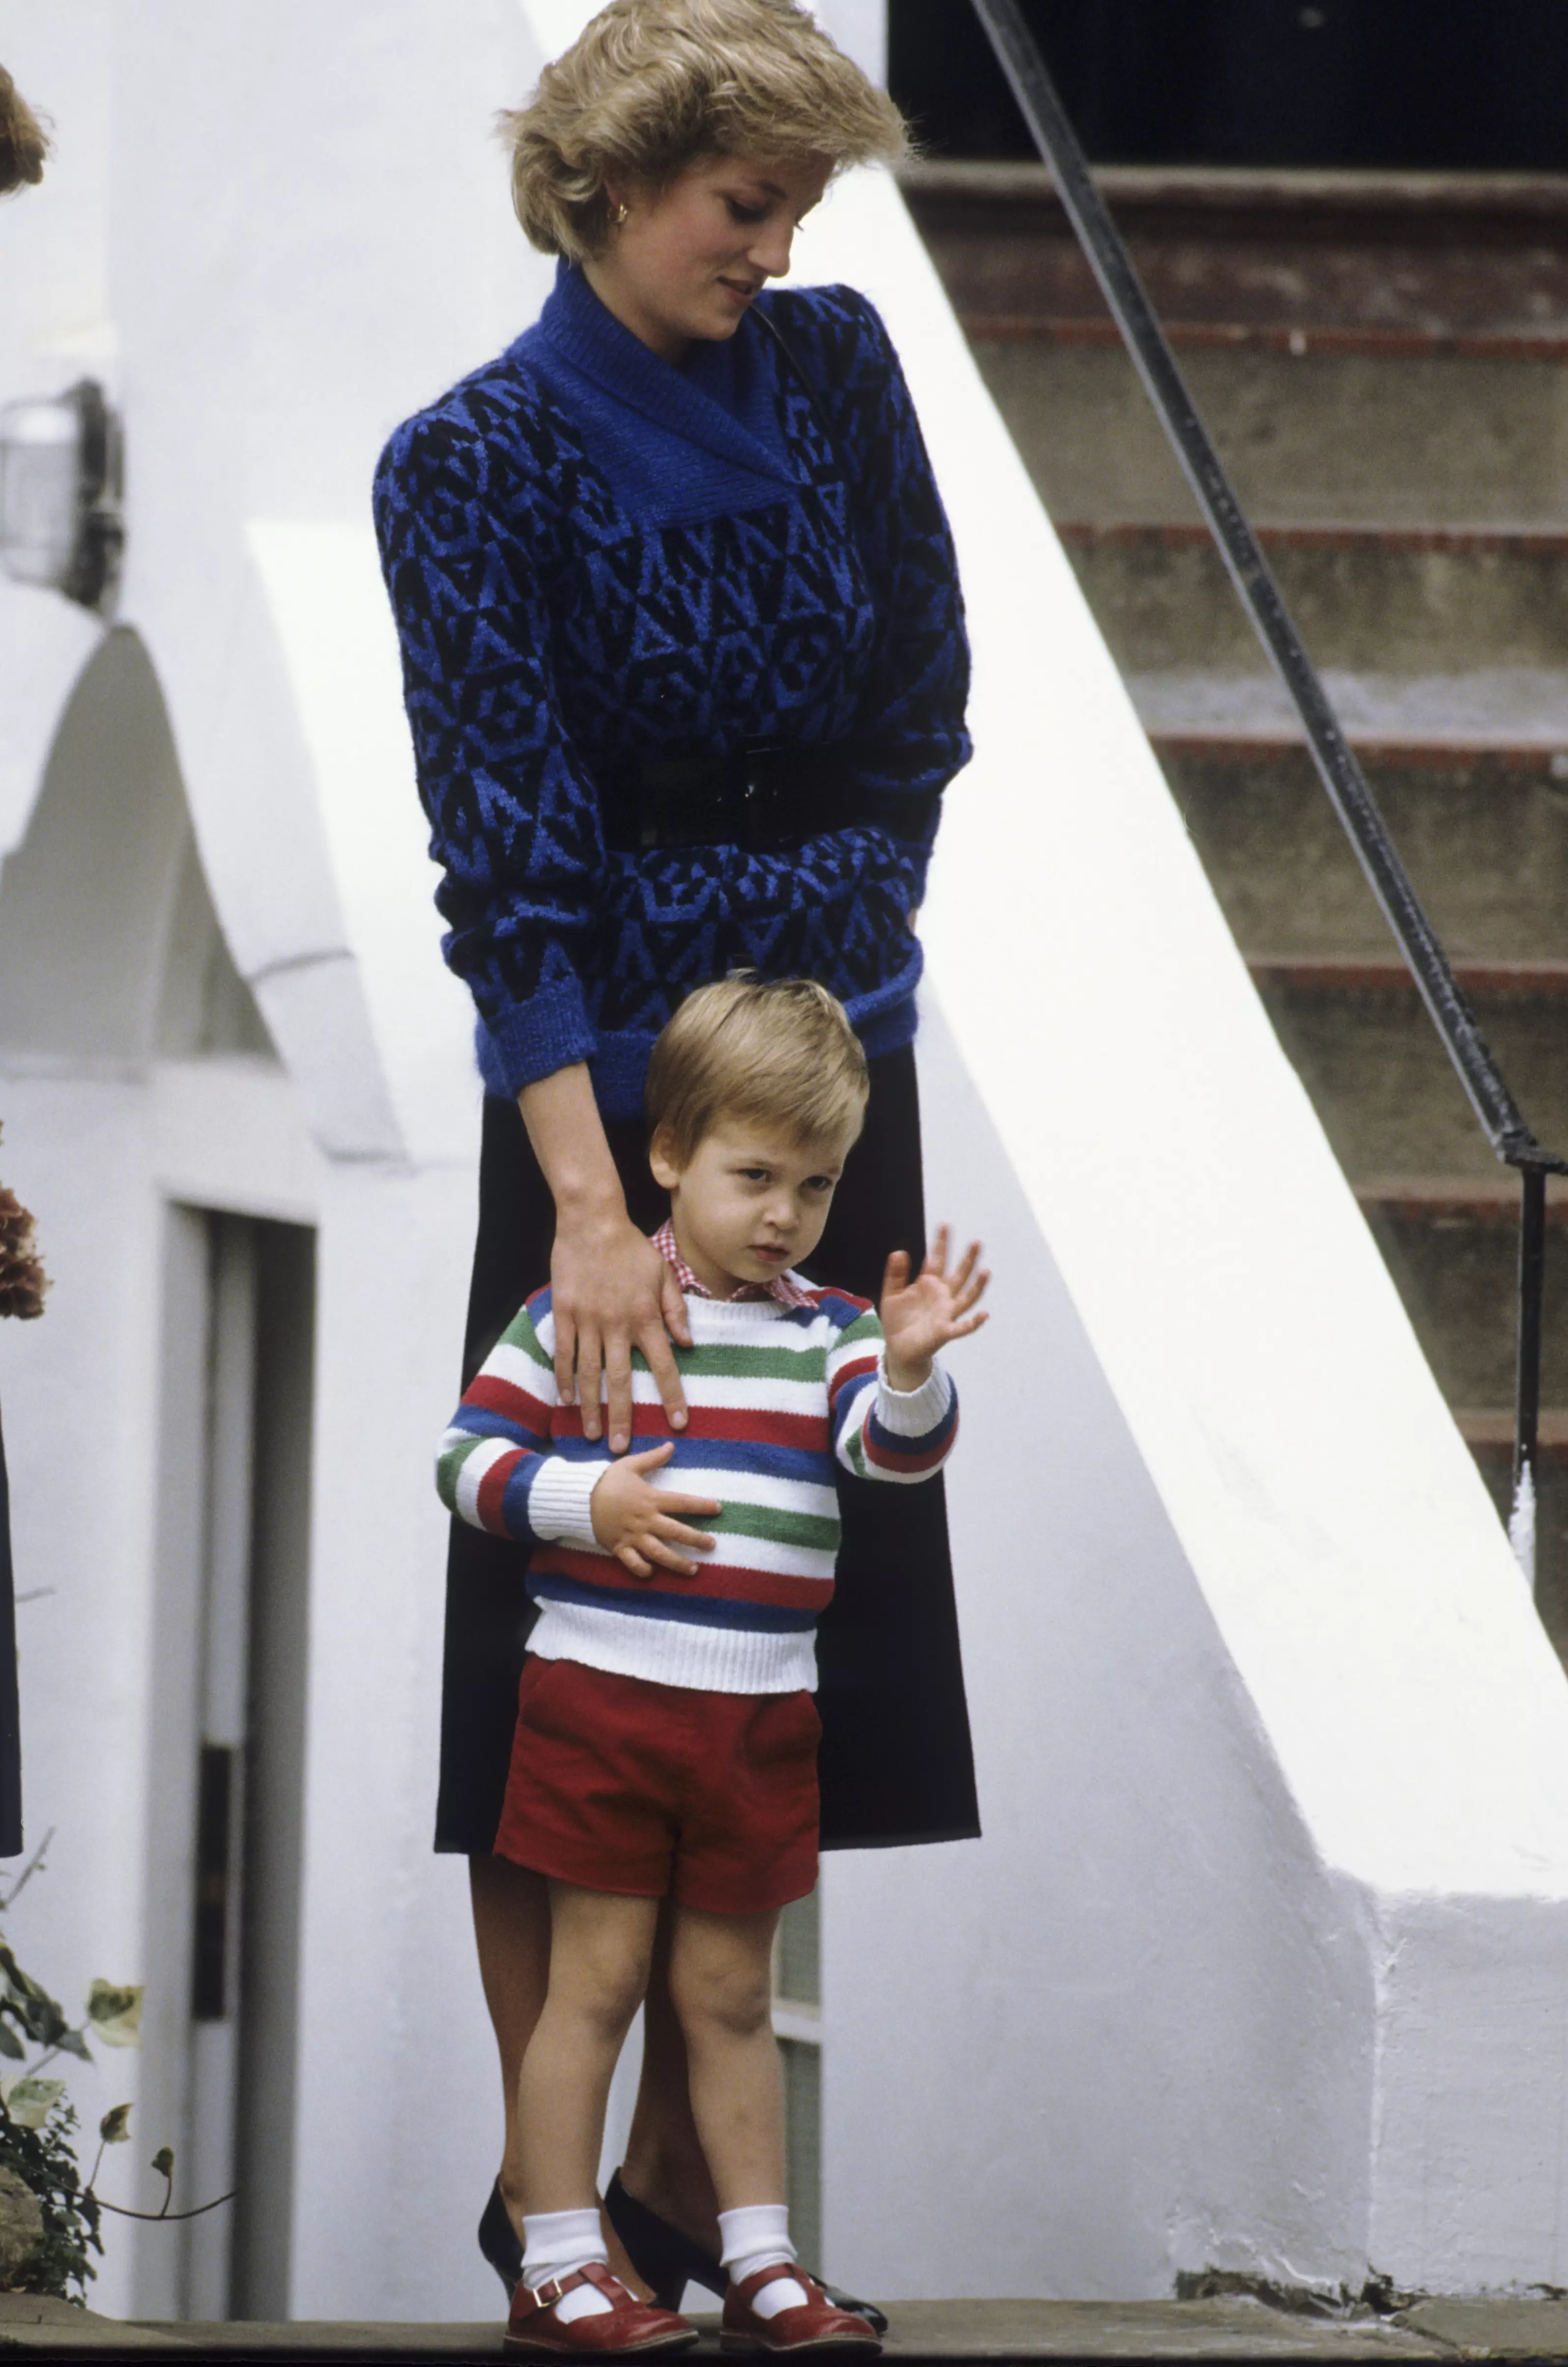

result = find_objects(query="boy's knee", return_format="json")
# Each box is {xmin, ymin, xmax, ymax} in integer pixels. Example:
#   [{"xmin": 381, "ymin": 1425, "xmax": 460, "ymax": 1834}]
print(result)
[{"xmin": 671, "ymin": 1939, "xmax": 774, "ymax": 2041}]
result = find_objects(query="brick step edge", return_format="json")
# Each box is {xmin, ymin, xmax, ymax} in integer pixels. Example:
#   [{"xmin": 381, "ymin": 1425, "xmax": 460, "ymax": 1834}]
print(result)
[
  {"xmin": 1355, "ymin": 1177, "xmax": 1568, "ymax": 1222},
  {"xmin": 1059, "ymin": 519, "xmax": 1568, "ymax": 555},
  {"xmin": 1459, "ymin": 1410, "xmax": 1568, "ymax": 1455},
  {"xmin": 1154, "ymin": 731, "xmax": 1568, "ymax": 768},
  {"xmin": 963, "ymin": 315, "xmax": 1568, "ymax": 362},
  {"xmin": 1249, "ymin": 954, "xmax": 1568, "ymax": 993}
]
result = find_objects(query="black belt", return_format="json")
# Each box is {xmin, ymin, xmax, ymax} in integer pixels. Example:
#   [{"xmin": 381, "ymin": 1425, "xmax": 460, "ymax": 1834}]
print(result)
[{"xmin": 599, "ymin": 746, "xmax": 859, "ymax": 855}]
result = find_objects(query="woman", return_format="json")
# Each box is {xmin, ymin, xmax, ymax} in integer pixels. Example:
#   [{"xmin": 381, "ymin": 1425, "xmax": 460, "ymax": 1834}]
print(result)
[{"xmin": 373, "ymin": 0, "xmax": 977, "ymax": 2314}]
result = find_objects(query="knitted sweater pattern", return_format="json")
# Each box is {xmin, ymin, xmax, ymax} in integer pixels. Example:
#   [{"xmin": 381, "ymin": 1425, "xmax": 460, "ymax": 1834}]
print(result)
[
  {"xmin": 372, "ymin": 265, "xmax": 971, "ymax": 1116},
  {"xmin": 437, "ymin": 1282, "xmax": 959, "ymax": 1694}
]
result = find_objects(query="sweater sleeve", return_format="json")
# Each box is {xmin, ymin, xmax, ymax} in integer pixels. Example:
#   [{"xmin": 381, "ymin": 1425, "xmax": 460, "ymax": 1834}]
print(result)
[
  {"xmin": 826, "ymin": 1304, "xmax": 960, "ymax": 1486},
  {"xmin": 373, "ymin": 401, "xmax": 604, "ymax": 1096},
  {"xmin": 436, "ymin": 1292, "xmax": 601, "ymax": 1549},
  {"xmin": 777, "ymin": 286, "xmax": 972, "ymax": 907}
]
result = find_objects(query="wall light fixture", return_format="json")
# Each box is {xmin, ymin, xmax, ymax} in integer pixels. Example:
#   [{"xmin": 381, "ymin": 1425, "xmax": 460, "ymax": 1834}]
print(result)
[{"xmin": 0, "ymin": 379, "xmax": 122, "ymax": 612}]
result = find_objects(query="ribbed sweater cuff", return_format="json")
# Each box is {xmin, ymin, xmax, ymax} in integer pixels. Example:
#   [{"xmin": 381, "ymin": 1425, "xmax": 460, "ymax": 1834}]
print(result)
[
  {"xmin": 475, "ymin": 984, "xmax": 598, "ymax": 1099},
  {"xmin": 875, "ymin": 1358, "xmax": 954, "ymax": 1436},
  {"xmin": 525, "ymin": 1458, "xmax": 601, "ymax": 1550}
]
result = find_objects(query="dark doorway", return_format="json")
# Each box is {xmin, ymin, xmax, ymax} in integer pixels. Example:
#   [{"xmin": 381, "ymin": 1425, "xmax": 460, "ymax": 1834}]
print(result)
[{"xmin": 889, "ymin": 0, "xmax": 1568, "ymax": 168}]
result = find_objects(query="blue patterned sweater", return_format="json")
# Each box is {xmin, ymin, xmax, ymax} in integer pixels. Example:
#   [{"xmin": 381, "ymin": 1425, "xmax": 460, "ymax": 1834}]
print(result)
[{"xmin": 372, "ymin": 262, "xmax": 971, "ymax": 1114}]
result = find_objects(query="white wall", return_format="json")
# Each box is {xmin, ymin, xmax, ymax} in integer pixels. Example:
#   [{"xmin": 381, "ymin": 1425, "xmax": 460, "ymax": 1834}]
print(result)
[{"xmin": 3, "ymin": 0, "xmax": 1568, "ymax": 2324}]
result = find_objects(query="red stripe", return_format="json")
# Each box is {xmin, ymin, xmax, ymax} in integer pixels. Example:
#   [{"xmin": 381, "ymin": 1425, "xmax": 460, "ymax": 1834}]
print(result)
[
  {"xmin": 476, "ymin": 1447, "xmax": 526, "ymax": 1531},
  {"xmin": 545, "ymin": 1402, "xmax": 829, "ymax": 1453},
  {"xmin": 538, "ymin": 1545, "xmax": 831, "ymax": 1611},
  {"xmin": 467, "ymin": 1373, "xmax": 552, "ymax": 1437},
  {"xmin": 864, "ymin": 1408, "xmax": 959, "ymax": 1475},
  {"xmin": 682, "ymin": 1404, "xmax": 828, "ymax": 1451},
  {"xmin": 828, "ymin": 1354, "xmax": 878, "ymax": 1408}
]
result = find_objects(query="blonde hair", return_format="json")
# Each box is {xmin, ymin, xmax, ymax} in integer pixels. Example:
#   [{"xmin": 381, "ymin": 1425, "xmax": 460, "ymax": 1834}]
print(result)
[
  {"xmin": 0, "ymin": 68, "xmax": 48, "ymax": 195},
  {"xmin": 500, "ymin": 0, "xmax": 909, "ymax": 262},
  {"xmin": 646, "ymin": 974, "xmax": 869, "ymax": 1164}
]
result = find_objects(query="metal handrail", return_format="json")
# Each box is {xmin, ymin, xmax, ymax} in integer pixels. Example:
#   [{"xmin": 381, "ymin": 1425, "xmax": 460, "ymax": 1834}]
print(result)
[{"xmin": 967, "ymin": 0, "xmax": 1568, "ymax": 1581}]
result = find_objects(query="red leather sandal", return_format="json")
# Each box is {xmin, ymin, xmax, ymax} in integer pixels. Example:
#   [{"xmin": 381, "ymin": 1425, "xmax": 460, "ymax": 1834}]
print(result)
[
  {"xmin": 504, "ymin": 2259, "xmax": 699, "ymax": 2356},
  {"xmin": 721, "ymin": 2263, "xmax": 884, "ymax": 2356}
]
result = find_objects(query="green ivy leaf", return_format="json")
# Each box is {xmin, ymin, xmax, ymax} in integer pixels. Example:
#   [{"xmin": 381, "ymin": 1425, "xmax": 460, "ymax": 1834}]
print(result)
[
  {"xmin": 2, "ymin": 2078, "xmax": 66, "ymax": 2132},
  {"xmin": 98, "ymin": 2104, "xmax": 131, "ymax": 2146},
  {"xmin": 150, "ymin": 2147, "xmax": 173, "ymax": 2183},
  {"xmin": 85, "ymin": 1983, "xmax": 142, "ymax": 2050},
  {"xmin": 54, "ymin": 2028, "xmax": 91, "ymax": 2062},
  {"xmin": 0, "ymin": 2021, "xmax": 24, "ymax": 2061}
]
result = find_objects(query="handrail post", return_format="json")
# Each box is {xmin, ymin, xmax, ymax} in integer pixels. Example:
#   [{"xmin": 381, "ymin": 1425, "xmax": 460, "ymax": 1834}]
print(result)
[{"xmin": 1513, "ymin": 1167, "xmax": 1548, "ymax": 1591}]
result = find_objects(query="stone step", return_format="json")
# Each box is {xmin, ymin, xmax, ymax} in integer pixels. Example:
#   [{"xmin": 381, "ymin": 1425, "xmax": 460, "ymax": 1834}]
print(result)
[
  {"xmin": 900, "ymin": 162, "xmax": 1568, "ymax": 350},
  {"xmin": 1129, "ymin": 668, "xmax": 1568, "ymax": 746},
  {"xmin": 1158, "ymin": 736, "xmax": 1568, "ymax": 962},
  {"xmin": 1059, "ymin": 521, "xmax": 1568, "ymax": 678},
  {"xmin": 1247, "ymin": 958, "xmax": 1568, "ymax": 1178},
  {"xmin": 1351, "ymin": 1178, "xmax": 1568, "ymax": 1406},
  {"xmin": 971, "ymin": 338, "xmax": 1568, "ymax": 529}
]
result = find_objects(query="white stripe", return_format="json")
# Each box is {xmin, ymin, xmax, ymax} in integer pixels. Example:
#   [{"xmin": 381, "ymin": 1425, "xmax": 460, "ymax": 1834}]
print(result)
[
  {"xmin": 454, "ymin": 1434, "xmax": 519, "ymax": 1526},
  {"xmin": 482, "ymin": 1338, "xmax": 553, "ymax": 1399},
  {"xmin": 528, "ymin": 1600, "xmax": 818, "ymax": 1695},
  {"xmin": 689, "ymin": 1538, "xmax": 839, "ymax": 1584}
]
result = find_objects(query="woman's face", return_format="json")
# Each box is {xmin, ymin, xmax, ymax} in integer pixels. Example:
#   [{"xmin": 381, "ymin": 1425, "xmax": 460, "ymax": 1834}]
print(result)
[{"xmin": 586, "ymin": 150, "xmax": 833, "ymax": 363}]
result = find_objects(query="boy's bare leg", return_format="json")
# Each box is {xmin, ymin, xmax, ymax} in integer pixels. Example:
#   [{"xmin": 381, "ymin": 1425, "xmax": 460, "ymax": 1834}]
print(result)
[
  {"xmin": 469, "ymin": 1856, "xmax": 550, "ymax": 2224},
  {"xmin": 620, "ymin": 1905, "xmax": 723, "ymax": 2248},
  {"xmin": 468, "ymin": 1855, "xmax": 652, "ymax": 2287},
  {"xmin": 518, "ymin": 1881, "xmax": 661, "ymax": 2213},
  {"xmin": 666, "ymin": 1903, "xmax": 785, "ymax": 2209}
]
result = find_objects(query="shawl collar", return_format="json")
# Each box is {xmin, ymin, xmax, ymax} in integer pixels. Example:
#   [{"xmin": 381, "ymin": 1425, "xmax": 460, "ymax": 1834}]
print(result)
[{"xmin": 524, "ymin": 261, "xmax": 796, "ymax": 490}]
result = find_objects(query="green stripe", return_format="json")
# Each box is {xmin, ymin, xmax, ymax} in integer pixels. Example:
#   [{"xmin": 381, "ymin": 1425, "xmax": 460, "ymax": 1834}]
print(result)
[
  {"xmin": 833, "ymin": 1311, "xmax": 882, "ymax": 1353},
  {"xmin": 436, "ymin": 1430, "xmax": 489, "ymax": 1510},
  {"xmin": 709, "ymin": 1501, "xmax": 840, "ymax": 1552},
  {"xmin": 631, "ymin": 1341, "xmax": 827, "ymax": 1383},
  {"xmin": 501, "ymin": 1313, "xmax": 551, "ymax": 1372},
  {"xmin": 842, "ymin": 1428, "xmax": 870, "ymax": 1480}
]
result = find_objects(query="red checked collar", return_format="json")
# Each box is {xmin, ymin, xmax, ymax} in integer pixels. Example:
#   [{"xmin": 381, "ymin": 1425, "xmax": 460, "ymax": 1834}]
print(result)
[{"xmin": 652, "ymin": 1218, "xmax": 814, "ymax": 1309}]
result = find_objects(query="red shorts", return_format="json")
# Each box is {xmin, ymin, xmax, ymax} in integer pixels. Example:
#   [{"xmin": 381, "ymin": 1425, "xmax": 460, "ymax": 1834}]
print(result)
[{"xmin": 494, "ymin": 1656, "xmax": 820, "ymax": 1914}]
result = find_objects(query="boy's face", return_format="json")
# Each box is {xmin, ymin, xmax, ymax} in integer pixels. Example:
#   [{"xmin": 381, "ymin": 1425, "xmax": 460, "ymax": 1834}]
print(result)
[{"xmin": 650, "ymin": 1116, "xmax": 855, "ymax": 1298}]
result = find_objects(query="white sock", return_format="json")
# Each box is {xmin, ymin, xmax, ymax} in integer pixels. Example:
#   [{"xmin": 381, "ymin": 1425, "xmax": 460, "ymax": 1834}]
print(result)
[
  {"xmin": 719, "ymin": 2202, "xmax": 808, "ymax": 2318},
  {"xmin": 522, "ymin": 2208, "xmax": 613, "ymax": 2323}
]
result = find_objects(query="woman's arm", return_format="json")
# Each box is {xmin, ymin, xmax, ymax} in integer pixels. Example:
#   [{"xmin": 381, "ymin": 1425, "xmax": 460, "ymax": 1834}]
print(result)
[
  {"xmin": 517, "ymin": 1064, "xmax": 690, "ymax": 1455},
  {"xmin": 373, "ymin": 399, "xmax": 602, "ymax": 1099}
]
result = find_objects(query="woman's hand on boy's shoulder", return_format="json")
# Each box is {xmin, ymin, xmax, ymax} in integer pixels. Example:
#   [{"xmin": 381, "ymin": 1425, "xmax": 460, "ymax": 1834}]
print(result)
[
  {"xmin": 879, "ymin": 1225, "xmax": 990, "ymax": 1394},
  {"xmin": 590, "ymin": 1440, "xmax": 721, "ymax": 1580}
]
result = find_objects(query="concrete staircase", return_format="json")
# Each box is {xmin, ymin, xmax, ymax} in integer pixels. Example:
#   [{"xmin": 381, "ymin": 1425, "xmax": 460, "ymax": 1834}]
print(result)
[{"xmin": 903, "ymin": 160, "xmax": 1568, "ymax": 1653}]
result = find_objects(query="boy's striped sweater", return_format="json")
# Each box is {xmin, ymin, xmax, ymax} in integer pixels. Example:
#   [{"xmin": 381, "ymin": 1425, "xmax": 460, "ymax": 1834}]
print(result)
[{"xmin": 438, "ymin": 1282, "xmax": 958, "ymax": 1695}]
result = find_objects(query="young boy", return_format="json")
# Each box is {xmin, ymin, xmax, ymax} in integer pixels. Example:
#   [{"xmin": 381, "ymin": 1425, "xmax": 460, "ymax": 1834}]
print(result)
[{"xmin": 439, "ymin": 978, "xmax": 987, "ymax": 2359}]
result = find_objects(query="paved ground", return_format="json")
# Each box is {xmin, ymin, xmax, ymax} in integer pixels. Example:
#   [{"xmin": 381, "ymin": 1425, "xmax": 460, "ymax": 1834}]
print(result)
[{"xmin": 7, "ymin": 2292, "xmax": 1568, "ymax": 2362}]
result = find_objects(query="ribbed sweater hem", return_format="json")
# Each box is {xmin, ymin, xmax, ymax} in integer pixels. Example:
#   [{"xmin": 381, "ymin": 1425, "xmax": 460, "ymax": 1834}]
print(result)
[{"xmin": 528, "ymin": 1600, "xmax": 818, "ymax": 1695}]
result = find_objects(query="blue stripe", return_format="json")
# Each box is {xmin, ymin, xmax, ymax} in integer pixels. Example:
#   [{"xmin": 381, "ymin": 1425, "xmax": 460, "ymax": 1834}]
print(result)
[
  {"xmin": 500, "ymin": 1463, "xmax": 545, "ymax": 1547},
  {"xmin": 451, "ymin": 1405, "xmax": 542, "ymax": 1448},
  {"xmin": 866, "ymin": 1402, "xmax": 958, "ymax": 1458},
  {"xmin": 830, "ymin": 1368, "xmax": 876, "ymax": 1444},
  {"xmin": 662, "ymin": 1437, "xmax": 833, "ymax": 1485},
  {"xmin": 528, "ymin": 1574, "xmax": 819, "ymax": 1633},
  {"xmin": 545, "ymin": 1434, "xmax": 835, "ymax": 1487}
]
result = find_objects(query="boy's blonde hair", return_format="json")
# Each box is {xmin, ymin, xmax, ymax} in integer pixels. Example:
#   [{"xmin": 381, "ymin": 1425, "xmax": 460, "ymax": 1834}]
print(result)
[
  {"xmin": 499, "ymin": 0, "xmax": 909, "ymax": 263},
  {"xmin": 646, "ymin": 974, "xmax": 869, "ymax": 1164}
]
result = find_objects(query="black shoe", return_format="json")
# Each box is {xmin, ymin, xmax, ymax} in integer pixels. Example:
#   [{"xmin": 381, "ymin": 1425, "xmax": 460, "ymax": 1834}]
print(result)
[
  {"xmin": 480, "ymin": 2179, "xmax": 524, "ymax": 2299},
  {"xmin": 603, "ymin": 2167, "xmax": 889, "ymax": 2336}
]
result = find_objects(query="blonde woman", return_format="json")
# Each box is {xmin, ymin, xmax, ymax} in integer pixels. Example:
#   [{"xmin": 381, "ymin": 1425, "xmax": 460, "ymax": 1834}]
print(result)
[{"xmin": 374, "ymin": 0, "xmax": 977, "ymax": 2328}]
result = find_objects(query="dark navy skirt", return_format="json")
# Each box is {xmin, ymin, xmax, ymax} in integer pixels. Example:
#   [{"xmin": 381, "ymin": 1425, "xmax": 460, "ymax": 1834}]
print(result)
[{"xmin": 434, "ymin": 1046, "xmax": 980, "ymax": 1856}]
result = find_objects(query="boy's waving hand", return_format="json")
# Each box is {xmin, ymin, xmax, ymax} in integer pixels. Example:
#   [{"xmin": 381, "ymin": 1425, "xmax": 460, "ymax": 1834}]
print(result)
[{"xmin": 879, "ymin": 1225, "xmax": 990, "ymax": 1393}]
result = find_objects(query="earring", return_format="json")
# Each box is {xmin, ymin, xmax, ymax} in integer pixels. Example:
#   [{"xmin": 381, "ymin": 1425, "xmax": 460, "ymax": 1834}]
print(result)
[{"xmin": 614, "ymin": 201, "xmax": 629, "ymax": 225}]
